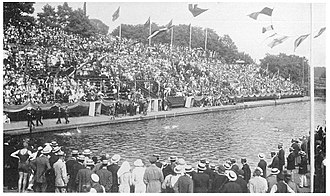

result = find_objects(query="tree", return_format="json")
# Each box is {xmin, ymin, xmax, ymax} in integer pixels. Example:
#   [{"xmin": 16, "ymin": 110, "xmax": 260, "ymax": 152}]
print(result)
[
  {"xmin": 57, "ymin": 2, "xmax": 72, "ymax": 27},
  {"xmin": 37, "ymin": 4, "xmax": 58, "ymax": 27},
  {"xmin": 65, "ymin": 8, "xmax": 96, "ymax": 37},
  {"xmin": 259, "ymin": 53, "xmax": 309, "ymax": 85},
  {"xmin": 3, "ymin": 2, "xmax": 35, "ymax": 30},
  {"xmin": 90, "ymin": 19, "xmax": 109, "ymax": 35}
]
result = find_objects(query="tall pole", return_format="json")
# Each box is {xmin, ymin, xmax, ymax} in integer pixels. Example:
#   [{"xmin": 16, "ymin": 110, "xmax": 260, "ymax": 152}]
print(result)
[
  {"xmin": 119, "ymin": 24, "xmax": 122, "ymax": 40},
  {"xmin": 170, "ymin": 27, "xmax": 174, "ymax": 52},
  {"xmin": 309, "ymin": 3, "xmax": 315, "ymax": 193},
  {"xmin": 149, "ymin": 18, "xmax": 152, "ymax": 46},
  {"xmin": 302, "ymin": 59, "xmax": 304, "ymax": 86},
  {"xmin": 204, "ymin": 28, "xmax": 208, "ymax": 51},
  {"xmin": 189, "ymin": 24, "xmax": 192, "ymax": 51}
]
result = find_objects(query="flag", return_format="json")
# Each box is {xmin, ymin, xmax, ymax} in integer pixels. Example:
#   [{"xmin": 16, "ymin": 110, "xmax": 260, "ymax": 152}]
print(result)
[
  {"xmin": 188, "ymin": 4, "xmax": 208, "ymax": 17},
  {"xmin": 248, "ymin": 7, "xmax": 273, "ymax": 20},
  {"xmin": 268, "ymin": 36, "xmax": 289, "ymax": 48},
  {"xmin": 262, "ymin": 25, "xmax": 274, "ymax": 33},
  {"xmin": 166, "ymin": 19, "xmax": 173, "ymax": 29},
  {"xmin": 248, "ymin": 12, "xmax": 260, "ymax": 20},
  {"xmin": 112, "ymin": 7, "xmax": 120, "ymax": 21},
  {"xmin": 260, "ymin": 7, "xmax": 273, "ymax": 16},
  {"xmin": 294, "ymin": 34, "xmax": 310, "ymax": 51},
  {"xmin": 147, "ymin": 28, "xmax": 168, "ymax": 40},
  {"xmin": 144, "ymin": 17, "xmax": 150, "ymax": 28},
  {"xmin": 314, "ymin": 27, "xmax": 326, "ymax": 38}
]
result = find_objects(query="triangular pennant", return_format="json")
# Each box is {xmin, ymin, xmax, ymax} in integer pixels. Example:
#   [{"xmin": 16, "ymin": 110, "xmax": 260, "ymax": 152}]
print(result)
[
  {"xmin": 294, "ymin": 34, "xmax": 310, "ymax": 52},
  {"xmin": 262, "ymin": 25, "xmax": 274, "ymax": 33},
  {"xmin": 188, "ymin": 4, "xmax": 208, "ymax": 17},
  {"xmin": 268, "ymin": 36, "xmax": 289, "ymax": 48},
  {"xmin": 144, "ymin": 17, "xmax": 150, "ymax": 28},
  {"xmin": 259, "ymin": 7, "xmax": 273, "ymax": 16},
  {"xmin": 314, "ymin": 27, "xmax": 326, "ymax": 38},
  {"xmin": 112, "ymin": 7, "xmax": 120, "ymax": 21},
  {"xmin": 248, "ymin": 12, "xmax": 260, "ymax": 20}
]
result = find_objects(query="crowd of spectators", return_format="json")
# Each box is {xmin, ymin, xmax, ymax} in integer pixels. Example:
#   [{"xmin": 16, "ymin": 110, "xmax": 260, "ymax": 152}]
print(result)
[
  {"xmin": 3, "ymin": 24, "xmax": 302, "ymax": 106},
  {"xmin": 4, "ymin": 126, "xmax": 320, "ymax": 193}
]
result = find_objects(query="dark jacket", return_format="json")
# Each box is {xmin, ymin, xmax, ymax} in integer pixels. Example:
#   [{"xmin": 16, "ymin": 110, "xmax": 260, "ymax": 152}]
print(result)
[
  {"xmin": 192, "ymin": 172, "xmax": 211, "ymax": 193},
  {"xmin": 75, "ymin": 168, "xmax": 94, "ymax": 192},
  {"xmin": 236, "ymin": 175, "xmax": 249, "ymax": 193},
  {"xmin": 220, "ymin": 181, "xmax": 242, "ymax": 193},
  {"xmin": 286, "ymin": 152, "xmax": 296, "ymax": 170},
  {"xmin": 269, "ymin": 156, "xmax": 280, "ymax": 170},
  {"xmin": 298, "ymin": 156, "xmax": 308, "ymax": 174},
  {"xmin": 30, "ymin": 155, "xmax": 51, "ymax": 183},
  {"xmin": 258, "ymin": 160, "xmax": 267, "ymax": 178},
  {"xmin": 67, "ymin": 161, "xmax": 84, "ymax": 192},
  {"xmin": 242, "ymin": 163, "xmax": 251, "ymax": 183},
  {"xmin": 278, "ymin": 148, "xmax": 285, "ymax": 167},
  {"xmin": 174, "ymin": 175, "xmax": 193, "ymax": 193},
  {"xmin": 212, "ymin": 173, "xmax": 227, "ymax": 193},
  {"xmin": 96, "ymin": 168, "xmax": 113, "ymax": 192},
  {"xmin": 107, "ymin": 163, "xmax": 120, "ymax": 192}
]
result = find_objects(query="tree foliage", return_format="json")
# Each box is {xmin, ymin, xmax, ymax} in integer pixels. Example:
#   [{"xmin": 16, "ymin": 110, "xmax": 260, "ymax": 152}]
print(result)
[
  {"xmin": 111, "ymin": 23, "xmax": 252, "ymax": 64},
  {"xmin": 259, "ymin": 53, "xmax": 309, "ymax": 85},
  {"xmin": 90, "ymin": 19, "xmax": 109, "ymax": 35},
  {"xmin": 3, "ymin": 2, "xmax": 35, "ymax": 29}
]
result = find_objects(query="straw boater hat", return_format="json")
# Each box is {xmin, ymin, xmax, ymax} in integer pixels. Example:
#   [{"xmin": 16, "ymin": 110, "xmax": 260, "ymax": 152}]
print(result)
[
  {"xmin": 223, "ymin": 163, "xmax": 232, "ymax": 170},
  {"xmin": 56, "ymin": 151, "xmax": 65, "ymax": 156},
  {"xmin": 134, "ymin": 159, "xmax": 144, "ymax": 167},
  {"xmin": 169, "ymin": 156, "xmax": 177, "ymax": 162},
  {"xmin": 185, "ymin": 165, "xmax": 194, "ymax": 173},
  {"xmin": 255, "ymin": 167, "xmax": 263, "ymax": 175},
  {"xmin": 52, "ymin": 146, "xmax": 61, "ymax": 153},
  {"xmin": 225, "ymin": 170, "xmax": 237, "ymax": 181},
  {"xmin": 102, "ymin": 159, "xmax": 109, "ymax": 165},
  {"xmin": 41, "ymin": 145, "xmax": 52, "ymax": 154},
  {"xmin": 174, "ymin": 165, "xmax": 184, "ymax": 174},
  {"xmin": 177, "ymin": 158, "xmax": 186, "ymax": 165},
  {"xmin": 270, "ymin": 168, "xmax": 280, "ymax": 175},
  {"xmin": 51, "ymin": 141, "xmax": 58, "ymax": 147},
  {"xmin": 111, "ymin": 154, "xmax": 121, "ymax": 163},
  {"xmin": 200, "ymin": 158, "xmax": 207, "ymax": 164},
  {"xmin": 77, "ymin": 155, "xmax": 85, "ymax": 161},
  {"xmin": 299, "ymin": 151, "xmax": 307, "ymax": 156},
  {"xmin": 82, "ymin": 149, "xmax": 92, "ymax": 156},
  {"xmin": 197, "ymin": 163, "xmax": 206, "ymax": 171},
  {"xmin": 91, "ymin": 174, "xmax": 99, "ymax": 183},
  {"xmin": 71, "ymin": 150, "xmax": 79, "ymax": 156},
  {"xmin": 86, "ymin": 159, "xmax": 95, "ymax": 166},
  {"xmin": 258, "ymin": 153, "xmax": 265, "ymax": 159}
]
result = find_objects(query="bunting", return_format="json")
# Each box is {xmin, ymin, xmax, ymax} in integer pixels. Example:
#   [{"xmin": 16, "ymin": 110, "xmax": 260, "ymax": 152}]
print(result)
[
  {"xmin": 144, "ymin": 17, "xmax": 150, "ymax": 28},
  {"xmin": 188, "ymin": 4, "xmax": 208, "ymax": 17},
  {"xmin": 248, "ymin": 7, "xmax": 273, "ymax": 20},
  {"xmin": 267, "ymin": 35, "xmax": 289, "ymax": 48},
  {"xmin": 314, "ymin": 27, "xmax": 326, "ymax": 38},
  {"xmin": 262, "ymin": 25, "xmax": 274, "ymax": 33},
  {"xmin": 294, "ymin": 34, "xmax": 309, "ymax": 51},
  {"xmin": 112, "ymin": 7, "xmax": 120, "ymax": 21},
  {"xmin": 147, "ymin": 20, "xmax": 173, "ymax": 40}
]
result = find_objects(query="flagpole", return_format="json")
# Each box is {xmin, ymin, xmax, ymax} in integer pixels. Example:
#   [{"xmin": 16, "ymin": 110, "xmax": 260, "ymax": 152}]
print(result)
[
  {"xmin": 309, "ymin": 3, "xmax": 315, "ymax": 193},
  {"xmin": 171, "ymin": 27, "xmax": 174, "ymax": 52},
  {"xmin": 119, "ymin": 24, "xmax": 122, "ymax": 40},
  {"xmin": 204, "ymin": 28, "xmax": 208, "ymax": 51},
  {"xmin": 149, "ymin": 18, "xmax": 151, "ymax": 46},
  {"xmin": 189, "ymin": 24, "xmax": 192, "ymax": 51}
]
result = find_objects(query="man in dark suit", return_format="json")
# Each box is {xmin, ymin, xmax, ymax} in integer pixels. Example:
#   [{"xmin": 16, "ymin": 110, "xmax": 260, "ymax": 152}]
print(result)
[
  {"xmin": 153, "ymin": 154, "xmax": 163, "ymax": 169},
  {"xmin": 192, "ymin": 163, "xmax": 211, "ymax": 193},
  {"xmin": 30, "ymin": 145, "xmax": 52, "ymax": 192},
  {"xmin": 235, "ymin": 169, "xmax": 249, "ymax": 193},
  {"xmin": 65, "ymin": 150, "xmax": 79, "ymax": 192},
  {"xmin": 257, "ymin": 153, "xmax": 267, "ymax": 178},
  {"xmin": 68, "ymin": 155, "xmax": 85, "ymax": 192},
  {"xmin": 64, "ymin": 106, "xmax": 70, "ymax": 124},
  {"xmin": 278, "ymin": 143, "xmax": 285, "ymax": 172},
  {"xmin": 212, "ymin": 165, "xmax": 227, "ymax": 192},
  {"xmin": 96, "ymin": 159, "xmax": 113, "ymax": 192},
  {"xmin": 241, "ymin": 158, "xmax": 251, "ymax": 183},
  {"xmin": 27, "ymin": 108, "xmax": 35, "ymax": 127},
  {"xmin": 268, "ymin": 151, "xmax": 280, "ymax": 170},
  {"xmin": 76, "ymin": 159, "xmax": 94, "ymax": 192},
  {"xmin": 107, "ymin": 154, "xmax": 120, "ymax": 192},
  {"xmin": 174, "ymin": 165, "xmax": 194, "ymax": 193},
  {"xmin": 56, "ymin": 106, "xmax": 62, "ymax": 124},
  {"xmin": 35, "ymin": 106, "xmax": 43, "ymax": 126}
]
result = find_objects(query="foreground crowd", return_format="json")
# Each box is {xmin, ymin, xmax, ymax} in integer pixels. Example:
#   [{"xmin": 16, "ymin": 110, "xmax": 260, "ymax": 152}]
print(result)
[{"xmin": 4, "ymin": 126, "xmax": 325, "ymax": 193}]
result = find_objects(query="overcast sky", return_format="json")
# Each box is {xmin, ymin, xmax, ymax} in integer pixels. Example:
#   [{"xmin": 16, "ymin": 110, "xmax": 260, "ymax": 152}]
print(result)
[{"xmin": 33, "ymin": 1, "xmax": 327, "ymax": 67}]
